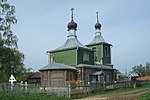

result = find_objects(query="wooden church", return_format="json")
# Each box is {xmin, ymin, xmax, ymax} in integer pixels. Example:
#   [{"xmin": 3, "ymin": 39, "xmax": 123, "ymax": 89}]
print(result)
[{"xmin": 39, "ymin": 9, "xmax": 116, "ymax": 86}]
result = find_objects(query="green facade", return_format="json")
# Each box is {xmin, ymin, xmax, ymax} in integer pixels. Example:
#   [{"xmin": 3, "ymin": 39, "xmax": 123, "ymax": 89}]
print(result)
[
  {"xmin": 77, "ymin": 48, "xmax": 94, "ymax": 65},
  {"xmin": 50, "ymin": 49, "xmax": 76, "ymax": 66},
  {"xmin": 49, "ymin": 47, "xmax": 94, "ymax": 66},
  {"xmin": 103, "ymin": 44, "xmax": 111, "ymax": 64},
  {"xmin": 87, "ymin": 43, "xmax": 111, "ymax": 65}
]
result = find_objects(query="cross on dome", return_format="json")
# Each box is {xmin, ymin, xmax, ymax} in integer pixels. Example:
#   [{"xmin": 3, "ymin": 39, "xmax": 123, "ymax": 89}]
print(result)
[
  {"xmin": 67, "ymin": 8, "xmax": 77, "ymax": 31},
  {"xmin": 95, "ymin": 12, "xmax": 102, "ymax": 29},
  {"xmin": 71, "ymin": 8, "xmax": 74, "ymax": 21},
  {"xmin": 96, "ymin": 12, "xmax": 99, "ymax": 23}
]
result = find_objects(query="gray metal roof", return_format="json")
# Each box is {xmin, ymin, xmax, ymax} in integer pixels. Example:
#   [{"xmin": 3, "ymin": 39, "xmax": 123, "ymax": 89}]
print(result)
[
  {"xmin": 55, "ymin": 37, "xmax": 88, "ymax": 51},
  {"xmin": 92, "ymin": 71, "xmax": 105, "ymax": 75},
  {"xmin": 128, "ymin": 72, "xmax": 139, "ymax": 77},
  {"xmin": 39, "ymin": 63, "xmax": 77, "ymax": 71},
  {"xmin": 88, "ymin": 33, "xmax": 106, "ymax": 46},
  {"xmin": 76, "ymin": 64, "xmax": 114, "ymax": 70},
  {"xmin": 118, "ymin": 74, "xmax": 128, "ymax": 78}
]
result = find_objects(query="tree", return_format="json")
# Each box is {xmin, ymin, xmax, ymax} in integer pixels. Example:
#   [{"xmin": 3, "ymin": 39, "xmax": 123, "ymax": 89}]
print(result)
[
  {"xmin": 145, "ymin": 62, "xmax": 150, "ymax": 75},
  {"xmin": 0, "ymin": 0, "xmax": 24, "ymax": 82},
  {"xmin": 131, "ymin": 62, "xmax": 150, "ymax": 76},
  {"xmin": 131, "ymin": 64, "xmax": 144, "ymax": 76}
]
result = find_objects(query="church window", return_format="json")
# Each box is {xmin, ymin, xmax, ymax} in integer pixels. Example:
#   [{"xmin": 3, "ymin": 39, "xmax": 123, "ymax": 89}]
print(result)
[
  {"xmin": 83, "ymin": 52, "xmax": 89, "ymax": 61},
  {"xmin": 92, "ymin": 47, "xmax": 97, "ymax": 61}
]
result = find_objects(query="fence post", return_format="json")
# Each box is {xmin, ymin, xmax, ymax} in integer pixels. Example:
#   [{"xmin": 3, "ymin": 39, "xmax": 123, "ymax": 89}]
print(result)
[
  {"xmin": 25, "ymin": 82, "xmax": 28, "ymax": 91},
  {"xmin": 133, "ymin": 81, "xmax": 136, "ymax": 89},
  {"xmin": 103, "ymin": 81, "xmax": 106, "ymax": 90},
  {"xmin": 20, "ymin": 81, "xmax": 23, "ymax": 91},
  {"xmin": 88, "ymin": 82, "xmax": 91, "ymax": 93},
  {"xmin": 68, "ymin": 83, "xmax": 71, "ymax": 98}
]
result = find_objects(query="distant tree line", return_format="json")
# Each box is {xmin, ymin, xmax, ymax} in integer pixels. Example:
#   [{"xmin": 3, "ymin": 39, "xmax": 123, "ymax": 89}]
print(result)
[{"xmin": 131, "ymin": 62, "xmax": 150, "ymax": 76}]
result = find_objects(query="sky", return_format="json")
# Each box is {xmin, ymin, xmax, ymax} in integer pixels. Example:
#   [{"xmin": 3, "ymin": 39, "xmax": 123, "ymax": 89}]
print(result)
[{"xmin": 10, "ymin": 0, "xmax": 150, "ymax": 73}]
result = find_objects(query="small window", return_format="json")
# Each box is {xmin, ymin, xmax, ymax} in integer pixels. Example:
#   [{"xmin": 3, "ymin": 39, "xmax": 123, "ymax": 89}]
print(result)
[{"xmin": 83, "ymin": 52, "xmax": 89, "ymax": 61}]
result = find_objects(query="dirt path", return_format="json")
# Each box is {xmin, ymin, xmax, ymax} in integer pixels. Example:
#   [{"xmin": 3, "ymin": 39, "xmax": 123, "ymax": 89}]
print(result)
[{"xmin": 77, "ymin": 88, "xmax": 150, "ymax": 100}]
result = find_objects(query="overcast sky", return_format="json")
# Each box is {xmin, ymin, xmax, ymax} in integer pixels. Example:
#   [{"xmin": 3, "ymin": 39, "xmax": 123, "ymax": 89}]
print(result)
[{"xmin": 11, "ymin": 0, "xmax": 150, "ymax": 73}]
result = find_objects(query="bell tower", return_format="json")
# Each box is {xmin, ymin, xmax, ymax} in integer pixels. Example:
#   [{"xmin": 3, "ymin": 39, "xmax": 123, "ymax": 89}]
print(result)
[{"xmin": 87, "ymin": 12, "xmax": 113, "ymax": 66}]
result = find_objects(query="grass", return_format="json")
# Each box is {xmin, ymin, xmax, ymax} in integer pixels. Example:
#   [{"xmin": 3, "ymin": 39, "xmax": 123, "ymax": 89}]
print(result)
[
  {"xmin": 138, "ymin": 91, "xmax": 150, "ymax": 100},
  {"xmin": 138, "ymin": 85, "xmax": 150, "ymax": 100},
  {"xmin": 87, "ymin": 84, "xmax": 150, "ymax": 97},
  {"xmin": 90, "ymin": 87, "xmax": 135, "ymax": 96},
  {"xmin": 0, "ymin": 92, "xmax": 71, "ymax": 100}
]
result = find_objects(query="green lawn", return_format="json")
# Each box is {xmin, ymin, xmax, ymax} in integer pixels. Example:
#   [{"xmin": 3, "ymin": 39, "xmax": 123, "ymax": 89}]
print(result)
[
  {"xmin": 84, "ymin": 84, "xmax": 150, "ymax": 99},
  {"xmin": 138, "ymin": 91, "xmax": 150, "ymax": 100},
  {"xmin": 0, "ymin": 92, "xmax": 71, "ymax": 100},
  {"xmin": 88, "ymin": 87, "xmax": 134, "ymax": 97}
]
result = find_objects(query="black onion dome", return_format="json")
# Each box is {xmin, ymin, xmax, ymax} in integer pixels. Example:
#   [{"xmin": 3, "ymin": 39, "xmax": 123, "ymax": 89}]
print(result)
[
  {"xmin": 67, "ymin": 20, "xmax": 77, "ymax": 31},
  {"xmin": 95, "ymin": 22, "xmax": 102, "ymax": 29}
]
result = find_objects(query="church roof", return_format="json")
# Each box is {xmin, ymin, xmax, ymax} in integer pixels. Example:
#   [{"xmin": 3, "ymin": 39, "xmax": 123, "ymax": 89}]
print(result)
[
  {"xmin": 87, "ymin": 33, "xmax": 112, "ymax": 46},
  {"xmin": 28, "ymin": 72, "xmax": 41, "ymax": 79},
  {"xmin": 128, "ymin": 72, "xmax": 139, "ymax": 77},
  {"xmin": 87, "ymin": 12, "xmax": 112, "ymax": 46},
  {"xmin": 88, "ymin": 34, "xmax": 106, "ymax": 45},
  {"xmin": 92, "ymin": 71, "xmax": 105, "ymax": 75},
  {"xmin": 77, "ymin": 64, "xmax": 115, "ymax": 70},
  {"xmin": 49, "ymin": 36, "xmax": 93, "ymax": 53},
  {"xmin": 39, "ymin": 63, "xmax": 76, "ymax": 71},
  {"xmin": 49, "ymin": 8, "xmax": 92, "ymax": 53},
  {"xmin": 55, "ymin": 37, "xmax": 88, "ymax": 51}
]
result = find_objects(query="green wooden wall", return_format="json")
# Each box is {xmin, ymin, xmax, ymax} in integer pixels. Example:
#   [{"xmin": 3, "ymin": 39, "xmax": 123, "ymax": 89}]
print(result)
[
  {"xmin": 103, "ymin": 44, "xmax": 111, "ymax": 64},
  {"xmin": 77, "ymin": 48, "xmax": 94, "ymax": 65},
  {"xmin": 50, "ymin": 49, "xmax": 76, "ymax": 66},
  {"xmin": 87, "ymin": 43, "xmax": 111, "ymax": 65},
  {"xmin": 50, "ymin": 48, "xmax": 94, "ymax": 66}
]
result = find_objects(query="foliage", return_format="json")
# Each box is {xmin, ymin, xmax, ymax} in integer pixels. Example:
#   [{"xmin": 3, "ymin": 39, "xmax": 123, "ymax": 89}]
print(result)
[
  {"xmin": 131, "ymin": 62, "xmax": 150, "ymax": 76},
  {"xmin": 0, "ymin": 0, "xmax": 25, "ymax": 82},
  {"xmin": 0, "ymin": 92, "xmax": 71, "ymax": 100},
  {"xmin": 145, "ymin": 62, "xmax": 150, "ymax": 75}
]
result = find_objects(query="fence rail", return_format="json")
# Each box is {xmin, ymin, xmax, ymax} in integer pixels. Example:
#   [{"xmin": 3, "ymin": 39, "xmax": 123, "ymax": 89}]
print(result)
[{"xmin": 0, "ymin": 80, "xmax": 150, "ymax": 97}]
